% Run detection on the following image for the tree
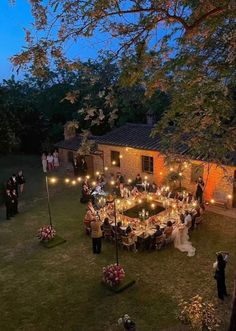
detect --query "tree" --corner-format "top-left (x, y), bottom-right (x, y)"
top-left (11, 0), bottom-right (236, 162)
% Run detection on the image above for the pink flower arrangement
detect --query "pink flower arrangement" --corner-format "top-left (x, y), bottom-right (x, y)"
top-left (103, 264), bottom-right (125, 288)
top-left (37, 225), bottom-right (56, 241)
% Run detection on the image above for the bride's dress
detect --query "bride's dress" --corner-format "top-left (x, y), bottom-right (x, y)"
top-left (171, 224), bottom-right (196, 257)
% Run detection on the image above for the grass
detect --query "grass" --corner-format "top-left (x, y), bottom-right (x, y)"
top-left (0, 155), bottom-right (235, 331)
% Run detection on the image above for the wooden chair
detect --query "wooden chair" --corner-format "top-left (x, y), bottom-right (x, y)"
top-left (121, 236), bottom-right (137, 252)
top-left (155, 235), bottom-right (165, 250)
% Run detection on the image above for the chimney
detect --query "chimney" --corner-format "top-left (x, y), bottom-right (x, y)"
top-left (64, 121), bottom-right (77, 140)
top-left (146, 110), bottom-right (156, 126)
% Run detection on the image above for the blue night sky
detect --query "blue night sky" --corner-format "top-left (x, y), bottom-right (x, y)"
top-left (0, 0), bottom-right (115, 81)
top-left (0, 1), bottom-right (173, 82)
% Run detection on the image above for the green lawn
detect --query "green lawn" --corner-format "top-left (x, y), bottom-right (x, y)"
top-left (0, 155), bottom-right (235, 331)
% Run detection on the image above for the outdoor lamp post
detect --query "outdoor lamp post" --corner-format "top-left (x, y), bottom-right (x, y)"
top-left (106, 194), bottom-right (119, 266)
top-left (45, 176), bottom-right (56, 227)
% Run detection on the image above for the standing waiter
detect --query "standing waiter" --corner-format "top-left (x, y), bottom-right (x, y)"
top-left (195, 176), bottom-right (205, 205)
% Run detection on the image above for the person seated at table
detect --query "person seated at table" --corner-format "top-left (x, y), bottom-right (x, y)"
top-left (148, 182), bottom-right (157, 193)
top-left (114, 221), bottom-right (123, 241)
top-left (184, 193), bottom-right (193, 204)
top-left (184, 211), bottom-right (192, 230)
top-left (131, 186), bottom-right (142, 198)
top-left (134, 174), bottom-right (143, 190)
top-left (167, 190), bottom-right (176, 199)
top-left (102, 217), bottom-right (113, 238)
top-left (164, 221), bottom-right (174, 243)
top-left (153, 225), bottom-right (165, 249)
top-left (81, 178), bottom-right (91, 202)
top-left (176, 192), bottom-right (184, 201)
top-left (97, 174), bottom-right (106, 189)
top-left (116, 172), bottom-right (125, 184)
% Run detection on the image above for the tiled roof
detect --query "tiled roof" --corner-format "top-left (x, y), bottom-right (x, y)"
top-left (55, 136), bottom-right (82, 151)
top-left (55, 123), bottom-right (236, 166)
top-left (94, 123), bottom-right (162, 150)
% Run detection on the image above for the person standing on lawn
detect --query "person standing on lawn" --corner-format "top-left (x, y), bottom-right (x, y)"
top-left (213, 252), bottom-right (229, 300)
top-left (5, 189), bottom-right (14, 220)
top-left (41, 152), bottom-right (47, 173)
top-left (17, 170), bottom-right (26, 194)
top-left (90, 217), bottom-right (103, 254)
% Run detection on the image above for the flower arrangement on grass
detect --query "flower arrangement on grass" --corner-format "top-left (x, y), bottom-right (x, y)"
top-left (37, 225), bottom-right (56, 242)
top-left (103, 264), bottom-right (125, 288)
top-left (178, 295), bottom-right (220, 331)
top-left (118, 314), bottom-right (136, 330)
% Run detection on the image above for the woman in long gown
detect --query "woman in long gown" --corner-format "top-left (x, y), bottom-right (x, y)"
top-left (171, 221), bottom-right (196, 257)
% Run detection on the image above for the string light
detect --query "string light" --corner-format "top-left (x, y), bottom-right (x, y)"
top-left (92, 181), bottom-right (96, 186)
top-left (125, 148), bottom-right (129, 151)
top-left (95, 171), bottom-right (100, 176)
top-left (104, 166), bottom-right (108, 171)
top-left (71, 180), bottom-right (76, 185)
top-left (110, 180), bottom-right (115, 185)
top-left (65, 178), bottom-right (70, 183)
top-left (144, 176), bottom-right (148, 180)
top-left (116, 199), bottom-right (121, 204)
top-left (119, 155), bottom-right (123, 159)
top-left (49, 177), bottom-right (57, 184)
top-left (170, 167), bottom-right (174, 171)
top-left (151, 203), bottom-right (155, 209)
top-left (77, 177), bottom-right (82, 182)
top-left (86, 175), bottom-right (90, 179)
top-left (159, 172), bottom-right (163, 175)
top-left (179, 172), bottom-right (183, 176)
top-left (112, 161), bottom-right (116, 165)
top-left (138, 199), bottom-right (142, 204)
top-left (227, 194), bottom-right (232, 199)
top-left (128, 178), bottom-right (132, 183)
top-left (210, 199), bottom-right (215, 204)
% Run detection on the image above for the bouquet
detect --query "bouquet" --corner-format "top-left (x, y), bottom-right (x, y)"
top-left (102, 264), bottom-right (125, 288)
top-left (37, 225), bottom-right (56, 241)
top-left (178, 295), bottom-right (220, 330)
top-left (118, 314), bottom-right (136, 330)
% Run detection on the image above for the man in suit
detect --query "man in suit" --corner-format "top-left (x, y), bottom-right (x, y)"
top-left (5, 189), bottom-right (14, 220)
top-left (195, 176), bottom-right (204, 204)
top-left (9, 174), bottom-right (18, 196)
top-left (72, 156), bottom-right (79, 176)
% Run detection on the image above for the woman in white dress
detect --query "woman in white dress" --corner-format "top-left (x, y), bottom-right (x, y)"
top-left (41, 153), bottom-right (47, 173)
top-left (53, 150), bottom-right (60, 169)
top-left (171, 221), bottom-right (196, 257)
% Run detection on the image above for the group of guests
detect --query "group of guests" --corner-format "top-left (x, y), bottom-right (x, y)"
top-left (41, 150), bottom-right (60, 173)
top-left (4, 171), bottom-right (26, 220)
top-left (80, 171), bottom-right (205, 208)
top-left (72, 156), bottom-right (87, 177)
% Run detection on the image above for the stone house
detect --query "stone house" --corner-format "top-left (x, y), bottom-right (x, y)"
top-left (55, 123), bottom-right (236, 208)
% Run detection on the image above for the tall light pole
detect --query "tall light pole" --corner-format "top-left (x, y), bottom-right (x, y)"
top-left (45, 176), bottom-right (56, 227)
top-left (106, 194), bottom-right (119, 266)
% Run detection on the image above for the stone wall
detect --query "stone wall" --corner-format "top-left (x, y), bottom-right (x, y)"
top-left (94, 144), bottom-right (235, 207)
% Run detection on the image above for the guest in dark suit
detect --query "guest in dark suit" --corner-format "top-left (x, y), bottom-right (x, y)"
top-left (5, 189), bottom-right (14, 220)
top-left (72, 156), bottom-right (79, 176)
top-left (195, 176), bottom-right (204, 204)
top-left (214, 252), bottom-right (229, 300)
top-left (79, 157), bottom-right (88, 176)
top-left (9, 174), bottom-right (18, 196)
top-left (17, 170), bottom-right (26, 193)
top-left (11, 189), bottom-right (19, 215)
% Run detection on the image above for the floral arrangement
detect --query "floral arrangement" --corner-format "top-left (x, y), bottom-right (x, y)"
top-left (178, 295), bottom-right (220, 330)
top-left (118, 314), bottom-right (136, 330)
top-left (37, 225), bottom-right (56, 241)
top-left (103, 264), bottom-right (125, 288)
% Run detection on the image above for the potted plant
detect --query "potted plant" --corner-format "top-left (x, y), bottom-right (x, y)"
top-left (37, 225), bottom-right (56, 242)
